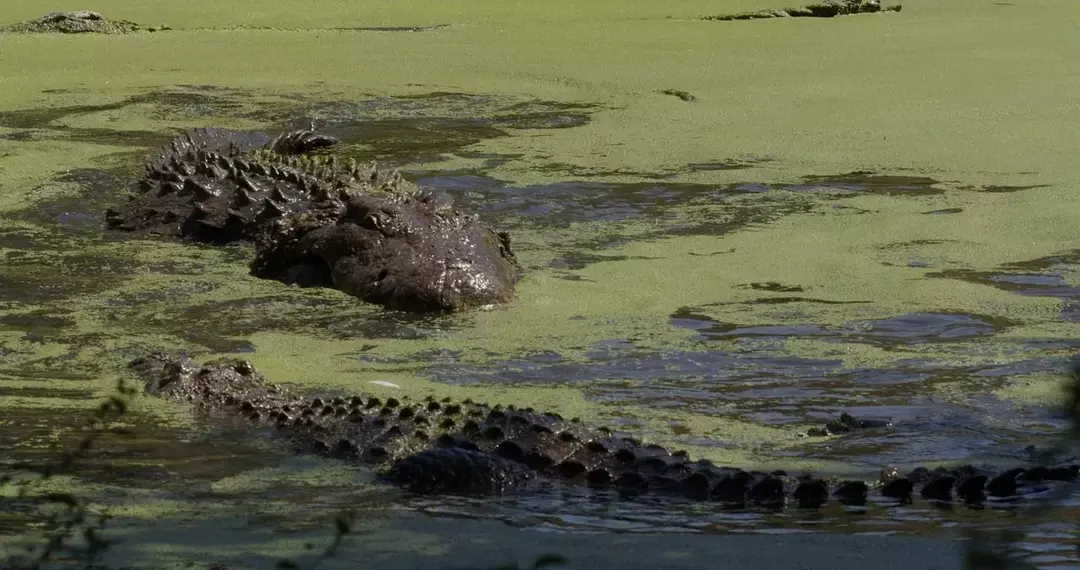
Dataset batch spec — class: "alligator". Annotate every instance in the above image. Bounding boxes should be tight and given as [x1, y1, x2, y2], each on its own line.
[106, 127, 520, 312]
[133, 353, 1079, 508]
[0, 11, 165, 34]
[705, 0, 901, 21]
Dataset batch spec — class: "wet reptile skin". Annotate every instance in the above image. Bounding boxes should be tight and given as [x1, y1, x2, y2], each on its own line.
[133, 353, 1079, 507]
[106, 127, 520, 312]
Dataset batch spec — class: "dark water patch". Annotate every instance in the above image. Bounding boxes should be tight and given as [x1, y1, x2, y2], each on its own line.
[101, 281, 219, 308]
[536, 162, 679, 180]
[264, 95, 595, 166]
[960, 183, 1051, 193]
[0, 130, 36, 141]
[548, 252, 656, 271]
[689, 157, 772, 171]
[746, 282, 804, 293]
[937, 269, 1080, 296]
[108, 294, 455, 351]
[929, 253, 1080, 303]
[56, 126, 171, 148]
[0, 102, 131, 130]
[795, 173, 946, 196]
[420, 338, 1069, 471]
[0, 89, 246, 148]
[0, 385, 92, 400]
[8, 168, 134, 234]
[297, 116, 508, 166]
[678, 310, 1013, 349]
[440, 177, 722, 225]
[423, 172, 981, 274]
[660, 89, 697, 102]
[189, 24, 450, 33]
[744, 296, 870, 306]
[440, 176, 801, 241]
[0, 251, 133, 304]
[0, 310, 76, 331]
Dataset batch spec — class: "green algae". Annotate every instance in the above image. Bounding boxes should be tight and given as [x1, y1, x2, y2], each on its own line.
[0, 0, 1078, 557]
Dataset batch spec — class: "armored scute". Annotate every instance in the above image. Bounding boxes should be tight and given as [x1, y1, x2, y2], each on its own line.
[106, 127, 521, 312]
[134, 353, 1079, 507]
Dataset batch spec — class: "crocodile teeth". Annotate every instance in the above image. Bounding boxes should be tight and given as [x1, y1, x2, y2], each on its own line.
[261, 199, 287, 218]
[159, 181, 181, 196]
[236, 172, 259, 193]
[184, 178, 219, 201]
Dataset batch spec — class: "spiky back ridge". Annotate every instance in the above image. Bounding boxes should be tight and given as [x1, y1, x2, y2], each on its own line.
[106, 128, 416, 244]
[134, 353, 1080, 506]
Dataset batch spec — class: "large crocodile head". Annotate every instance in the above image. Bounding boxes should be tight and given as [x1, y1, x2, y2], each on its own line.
[105, 127, 521, 312]
[251, 188, 521, 313]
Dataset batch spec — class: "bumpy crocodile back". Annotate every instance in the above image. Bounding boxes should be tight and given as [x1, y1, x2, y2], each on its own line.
[106, 128, 410, 244]
[132, 354, 1080, 507]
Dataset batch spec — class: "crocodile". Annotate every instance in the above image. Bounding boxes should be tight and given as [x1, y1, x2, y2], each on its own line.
[105, 127, 521, 312]
[705, 0, 901, 21]
[133, 353, 1079, 507]
[0, 11, 165, 34]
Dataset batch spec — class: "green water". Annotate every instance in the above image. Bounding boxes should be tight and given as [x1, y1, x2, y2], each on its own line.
[1, 1, 1079, 567]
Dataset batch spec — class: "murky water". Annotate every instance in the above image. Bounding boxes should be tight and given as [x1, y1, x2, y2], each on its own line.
[2, 88, 1079, 568]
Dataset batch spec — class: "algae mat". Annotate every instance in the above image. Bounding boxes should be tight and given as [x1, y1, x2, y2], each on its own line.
[1, 0, 1080, 567]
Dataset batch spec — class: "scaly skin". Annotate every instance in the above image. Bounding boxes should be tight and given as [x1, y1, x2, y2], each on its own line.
[0, 11, 153, 34]
[106, 128, 521, 312]
[133, 353, 1079, 507]
[706, 0, 901, 21]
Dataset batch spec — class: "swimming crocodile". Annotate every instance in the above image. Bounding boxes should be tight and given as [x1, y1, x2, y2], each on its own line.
[106, 127, 520, 312]
[705, 0, 901, 21]
[133, 353, 1079, 507]
[0, 11, 162, 34]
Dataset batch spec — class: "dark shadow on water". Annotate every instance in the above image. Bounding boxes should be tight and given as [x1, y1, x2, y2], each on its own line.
[677, 310, 1018, 349]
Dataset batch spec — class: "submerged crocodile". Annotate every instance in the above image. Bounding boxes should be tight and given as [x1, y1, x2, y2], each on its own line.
[0, 11, 164, 34]
[706, 0, 901, 21]
[134, 353, 1079, 507]
[106, 127, 520, 312]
